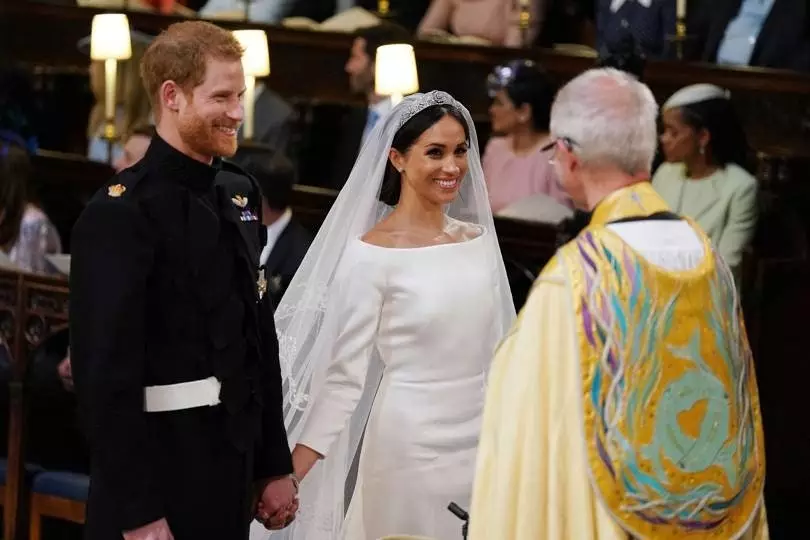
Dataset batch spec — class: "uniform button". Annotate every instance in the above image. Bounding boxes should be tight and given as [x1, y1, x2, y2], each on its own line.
[621, 19, 629, 28]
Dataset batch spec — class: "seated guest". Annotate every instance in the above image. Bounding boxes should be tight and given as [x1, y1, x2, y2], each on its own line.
[596, 0, 676, 59]
[653, 83, 757, 282]
[302, 22, 411, 190]
[483, 60, 571, 220]
[0, 132, 62, 274]
[695, 0, 810, 71]
[112, 123, 154, 173]
[201, 0, 298, 22]
[417, 0, 544, 47]
[240, 151, 313, 308]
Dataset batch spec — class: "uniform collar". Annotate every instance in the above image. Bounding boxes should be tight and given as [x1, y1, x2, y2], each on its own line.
[144, 134, 221, 192]
[590, 182, 672, 226]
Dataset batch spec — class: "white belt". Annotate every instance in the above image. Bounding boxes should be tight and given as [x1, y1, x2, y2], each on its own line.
[144, 377, 222, 413]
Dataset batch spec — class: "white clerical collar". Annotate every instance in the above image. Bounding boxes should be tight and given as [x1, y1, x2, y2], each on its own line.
[610, 0, 652, 12]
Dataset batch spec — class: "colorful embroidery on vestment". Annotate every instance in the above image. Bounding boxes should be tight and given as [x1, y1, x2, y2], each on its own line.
[561, 184, 765, 539]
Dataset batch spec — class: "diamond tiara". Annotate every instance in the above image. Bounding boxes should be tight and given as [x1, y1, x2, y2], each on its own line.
[397, 91, 458, 128]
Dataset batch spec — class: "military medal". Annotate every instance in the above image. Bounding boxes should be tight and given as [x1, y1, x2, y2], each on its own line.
[240, 209, 259, 222]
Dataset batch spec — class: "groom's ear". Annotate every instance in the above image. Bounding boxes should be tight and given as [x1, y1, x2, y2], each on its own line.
[389, 148, 405, 172]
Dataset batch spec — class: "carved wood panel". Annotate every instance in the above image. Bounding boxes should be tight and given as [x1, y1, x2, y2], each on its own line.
[20, 275, 70, 372]
[0, 269, 22, 363]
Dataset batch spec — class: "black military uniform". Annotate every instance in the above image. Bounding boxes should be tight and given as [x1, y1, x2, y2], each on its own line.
[69, 135, 292, 539]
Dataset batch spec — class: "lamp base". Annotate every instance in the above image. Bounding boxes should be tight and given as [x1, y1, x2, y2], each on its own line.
[101, 121, 121, 165]
[375, 6, 397, 19]
[664, 33, 697, 61]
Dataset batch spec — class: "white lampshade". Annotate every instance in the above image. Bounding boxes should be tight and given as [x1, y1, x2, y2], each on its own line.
[233, 30, 271, 77]
[90, 13, 132, 61]
[375, 43, 419, 97]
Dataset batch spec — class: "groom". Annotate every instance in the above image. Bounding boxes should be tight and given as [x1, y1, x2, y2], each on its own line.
[70, 21, 297, 540]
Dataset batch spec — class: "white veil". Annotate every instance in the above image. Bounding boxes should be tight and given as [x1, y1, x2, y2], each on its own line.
[256, 91, 515, 539]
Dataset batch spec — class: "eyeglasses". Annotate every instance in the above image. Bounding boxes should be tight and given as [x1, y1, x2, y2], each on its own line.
[541, 136, 578, 153]
[543, 136, 578, 165]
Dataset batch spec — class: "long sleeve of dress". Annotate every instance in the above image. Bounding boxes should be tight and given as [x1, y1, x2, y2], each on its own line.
[296, 250, 386, 457]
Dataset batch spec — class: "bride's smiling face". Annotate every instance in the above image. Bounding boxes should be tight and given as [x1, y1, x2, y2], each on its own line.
[390, 114, 469, 207]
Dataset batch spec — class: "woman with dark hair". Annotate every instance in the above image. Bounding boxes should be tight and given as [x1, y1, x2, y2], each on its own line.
[0, 132, 62, 273]
[483, 59, 572, 222]
[253, 91, 514, 540]
[653, 83, 757, 281]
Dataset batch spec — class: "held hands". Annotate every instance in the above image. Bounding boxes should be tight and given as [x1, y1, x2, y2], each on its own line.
[255, 475, 299, 530]
[254, 445, 323, 530]
[122, 518, 174, 540]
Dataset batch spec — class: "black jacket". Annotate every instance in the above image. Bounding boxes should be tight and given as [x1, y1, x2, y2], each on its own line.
[70, 135, 292, 539]
[264, 219, 313, 310]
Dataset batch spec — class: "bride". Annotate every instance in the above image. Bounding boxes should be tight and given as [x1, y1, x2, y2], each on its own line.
[252, 91, 515, 539]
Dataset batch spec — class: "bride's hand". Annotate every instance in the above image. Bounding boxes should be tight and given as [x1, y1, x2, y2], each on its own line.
[291, 444, 323, 481]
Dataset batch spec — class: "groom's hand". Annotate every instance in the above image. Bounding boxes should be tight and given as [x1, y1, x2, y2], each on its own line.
[258, 499, 300, 530]
[255, 476, 297, 527]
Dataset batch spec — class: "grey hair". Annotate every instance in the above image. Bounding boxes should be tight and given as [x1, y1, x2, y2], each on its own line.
[549, 68, 659, 175]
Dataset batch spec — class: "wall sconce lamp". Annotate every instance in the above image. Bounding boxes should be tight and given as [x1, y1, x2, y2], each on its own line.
[232, 29, 271, 141]
[90, 13, 133, 162]
[375, 43, 419, 106]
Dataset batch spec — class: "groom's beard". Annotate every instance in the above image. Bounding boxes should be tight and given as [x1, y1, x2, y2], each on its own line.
[178, 111, 239, 159]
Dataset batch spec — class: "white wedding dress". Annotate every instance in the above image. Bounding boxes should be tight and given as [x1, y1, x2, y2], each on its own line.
[295, 226, 500, 540]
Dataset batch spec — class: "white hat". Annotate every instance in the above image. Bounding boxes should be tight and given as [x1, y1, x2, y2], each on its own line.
[663, 83, 731, 110]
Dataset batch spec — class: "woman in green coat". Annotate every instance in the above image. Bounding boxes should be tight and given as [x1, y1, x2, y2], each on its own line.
[653, 83, 757, 283]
